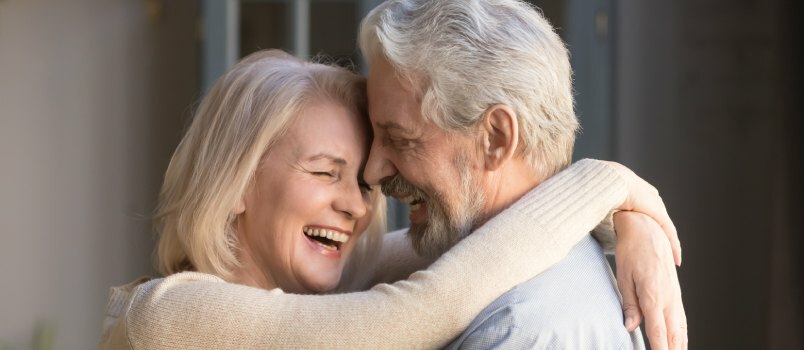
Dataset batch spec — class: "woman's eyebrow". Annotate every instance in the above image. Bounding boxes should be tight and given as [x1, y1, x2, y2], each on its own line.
[306, 153, 347, 165]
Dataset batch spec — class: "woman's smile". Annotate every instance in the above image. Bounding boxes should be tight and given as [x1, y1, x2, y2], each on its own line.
[302, 226, 353, 258]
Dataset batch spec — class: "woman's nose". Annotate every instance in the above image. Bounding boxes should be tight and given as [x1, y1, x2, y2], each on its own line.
[334, 182, 368, 220]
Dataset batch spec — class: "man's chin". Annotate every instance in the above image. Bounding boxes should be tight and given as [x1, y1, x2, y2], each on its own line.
[407, 222, 463, 259]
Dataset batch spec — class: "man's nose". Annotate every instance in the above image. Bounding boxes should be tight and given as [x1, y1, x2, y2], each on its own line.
[364, 136, 397, 186]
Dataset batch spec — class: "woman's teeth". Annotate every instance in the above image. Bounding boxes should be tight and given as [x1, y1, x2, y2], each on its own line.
[303, 227, 350, 243]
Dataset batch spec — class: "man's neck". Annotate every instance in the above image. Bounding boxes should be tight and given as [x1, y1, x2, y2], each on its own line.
[474, 161, 542, 229]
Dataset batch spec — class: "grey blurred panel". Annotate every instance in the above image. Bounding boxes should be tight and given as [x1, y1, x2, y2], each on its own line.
[358, 0, 385, 22]
[565, 0, 613, 160]
[202, 0, 240, 92]
[289, 0, 310, 58]
[357, 0, 385, 74]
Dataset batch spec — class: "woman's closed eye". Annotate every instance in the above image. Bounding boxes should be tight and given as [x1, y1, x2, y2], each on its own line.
[358, 181, 372, 194]
[313, 171, 335, 178]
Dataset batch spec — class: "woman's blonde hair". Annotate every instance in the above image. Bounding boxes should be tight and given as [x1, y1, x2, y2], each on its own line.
[155, 49, 386, 279]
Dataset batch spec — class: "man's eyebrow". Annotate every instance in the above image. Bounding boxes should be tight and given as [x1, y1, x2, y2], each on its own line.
[307, 153, 347, 165]
[377, 121, 410, 132]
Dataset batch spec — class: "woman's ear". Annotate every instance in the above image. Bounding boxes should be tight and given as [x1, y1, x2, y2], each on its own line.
[480, 104, 519, 171]
[232, 196, 246, 216]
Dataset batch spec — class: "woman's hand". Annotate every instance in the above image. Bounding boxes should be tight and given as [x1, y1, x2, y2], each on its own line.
[604, 161, 682, 266]
[614, 211, 687, 350]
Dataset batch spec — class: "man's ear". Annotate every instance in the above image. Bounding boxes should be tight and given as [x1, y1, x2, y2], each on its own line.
[480, 104, 519, 171]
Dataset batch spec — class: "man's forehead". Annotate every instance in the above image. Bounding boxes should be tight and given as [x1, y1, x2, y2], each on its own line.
[367, 57, 421, 98]
[367, 56, 395, 84]
[368, 105, 419, 134]
[366, 59, 421, 130]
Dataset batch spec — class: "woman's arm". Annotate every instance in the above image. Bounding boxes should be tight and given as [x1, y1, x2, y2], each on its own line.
[354, 228, 435, 286]
[355, 209, 619, 287]
[340, 187, 619, 291]
[334, 228, 433, 292]
[116, 159, 627, 349]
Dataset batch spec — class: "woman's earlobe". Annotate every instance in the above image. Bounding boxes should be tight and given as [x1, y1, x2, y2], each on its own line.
[232, 197, 246, 215]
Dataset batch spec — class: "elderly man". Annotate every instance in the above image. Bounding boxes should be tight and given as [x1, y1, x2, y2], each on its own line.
[358, 0, 686, 349]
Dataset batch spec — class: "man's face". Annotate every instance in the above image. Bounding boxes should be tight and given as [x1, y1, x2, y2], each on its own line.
[365, 57, 486, 258]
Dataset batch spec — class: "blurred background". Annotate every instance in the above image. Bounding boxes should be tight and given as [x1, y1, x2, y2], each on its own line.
[0, 0, 801, 349]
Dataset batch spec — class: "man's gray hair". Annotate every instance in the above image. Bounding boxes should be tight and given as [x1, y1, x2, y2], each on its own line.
[359, 0, 579, 179]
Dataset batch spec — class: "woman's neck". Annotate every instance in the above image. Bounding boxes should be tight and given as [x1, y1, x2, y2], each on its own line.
[230, 248, 278, 290]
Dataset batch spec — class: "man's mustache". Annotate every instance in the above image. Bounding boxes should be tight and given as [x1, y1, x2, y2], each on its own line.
[380, 174, 426, 200]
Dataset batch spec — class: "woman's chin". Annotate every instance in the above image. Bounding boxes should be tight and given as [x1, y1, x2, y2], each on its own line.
[300, 278, 339, 294]
[297, 268, 343, 294]
[294, 238, 354, 293]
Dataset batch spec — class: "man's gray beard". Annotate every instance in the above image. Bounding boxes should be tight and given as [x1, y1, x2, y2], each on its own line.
[381, 153, 485, 259]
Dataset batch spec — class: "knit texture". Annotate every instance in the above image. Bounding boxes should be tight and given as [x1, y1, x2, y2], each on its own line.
[98, 159, 626, 350]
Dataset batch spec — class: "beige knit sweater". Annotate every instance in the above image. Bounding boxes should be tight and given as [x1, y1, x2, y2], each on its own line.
[99, 159, 626, 350]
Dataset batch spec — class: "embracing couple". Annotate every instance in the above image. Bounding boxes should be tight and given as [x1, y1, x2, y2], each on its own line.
[100, 1, 687, 349]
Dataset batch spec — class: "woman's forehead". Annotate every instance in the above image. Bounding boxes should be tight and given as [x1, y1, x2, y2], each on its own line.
[279, 102, 369, 165]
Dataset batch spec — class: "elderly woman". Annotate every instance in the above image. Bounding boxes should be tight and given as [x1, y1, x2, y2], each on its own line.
[99, 50, 679, 349]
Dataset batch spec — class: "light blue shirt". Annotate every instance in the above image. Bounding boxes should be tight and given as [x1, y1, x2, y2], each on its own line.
[445, 235, 645, 350]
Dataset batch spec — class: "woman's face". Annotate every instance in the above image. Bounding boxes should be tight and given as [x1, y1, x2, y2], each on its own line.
[235, 101, 373, 293]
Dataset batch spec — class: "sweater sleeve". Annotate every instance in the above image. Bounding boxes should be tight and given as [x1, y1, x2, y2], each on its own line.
[347, 194, 619, 290]
[592, 210, 618, 254]
[122, 159, 627, 350]
[338, 228, 435, 290]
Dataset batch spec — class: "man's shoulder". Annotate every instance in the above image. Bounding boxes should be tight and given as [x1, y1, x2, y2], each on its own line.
[447, 236, 644, 349]
[466, 236, 626, 332]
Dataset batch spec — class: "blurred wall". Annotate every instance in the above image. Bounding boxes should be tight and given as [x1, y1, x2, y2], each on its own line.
[614, 0, 802, 348]
[0, 0, 198, 348]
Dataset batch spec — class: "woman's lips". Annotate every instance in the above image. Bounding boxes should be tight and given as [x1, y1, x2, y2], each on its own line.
[301, 225, 352, 259]
[303, 226, 350, 243]
[302, 232, 342, 258]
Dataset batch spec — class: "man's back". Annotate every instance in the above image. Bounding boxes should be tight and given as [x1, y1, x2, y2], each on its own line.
[446, 235, 645, 349]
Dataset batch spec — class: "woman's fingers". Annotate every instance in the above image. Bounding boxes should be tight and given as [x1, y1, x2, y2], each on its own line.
[652, 194, 682, 266]
[643, 298, 669, 350]
[665, 275, 688, 349]
[617, 271, 643, 332]
[614, 211, 688, 350]
[634, 249, 669, 350]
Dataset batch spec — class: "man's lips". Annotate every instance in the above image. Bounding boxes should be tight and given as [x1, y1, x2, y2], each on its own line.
[407, 200, 427, 224]
[392, 193, 424, 207]
[390, 194, 427, 221]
